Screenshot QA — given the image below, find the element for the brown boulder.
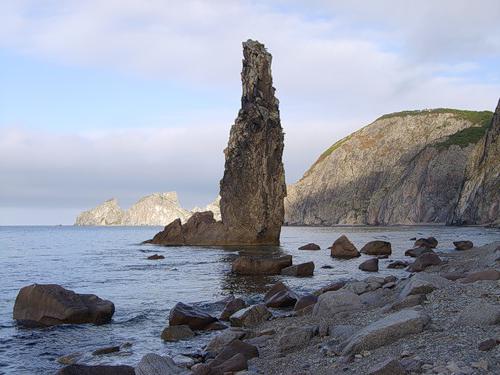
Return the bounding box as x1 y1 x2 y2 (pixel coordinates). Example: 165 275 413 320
264 282 299 308
210 353 247 375
453 240 473 250
220 298 247 321
168 302 217 330
56 365 134 375
298 243 321 250
13 284 114 327
387 260 409 269
161 324 195 341
229 304 272 327
359 258 379 272
330 235 360 259
407 253 442 272
414 237 438 248
361 241 392 256
459 269 500 283
281 262 315 277
405 247 434 257
232 255 292 275
294 294 318 311
92 346 120 356
314 281 346 296
147 254 165 260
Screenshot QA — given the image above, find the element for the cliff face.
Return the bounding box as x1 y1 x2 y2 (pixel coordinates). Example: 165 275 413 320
75 198 124 225
285 109 496 225
450 100 500 226
147 40 286 245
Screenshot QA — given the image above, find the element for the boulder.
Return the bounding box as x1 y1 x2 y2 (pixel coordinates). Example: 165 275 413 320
404 247 434 257
298 243 321 250
161 325 195 342
56 365 135 375
294 294 318 312
168 302 217 330
368 358 406 375
57 353 83 365
342 281 372 295
210 353 247 375
458 302 500 326
136 353 188 375
314 281 346 296
232 255 292 275
312 290 362 317
361 241 392 256
453 240 473 250
205 329 247 355
208 339 258 373
263 282 298 308
342 309 430 355
384 294 426 312
387 260 409 269
13 284 114 327
220 298 248 321
277 326 316 352
330 235 360 259
205 321 228 331
399 273 450 299
147 254 165 260
414 237 438 248
459 269 500 283
92 346 120 356
407 252 442 272
229 304 272 327
280 261 315 277
359 258 379 272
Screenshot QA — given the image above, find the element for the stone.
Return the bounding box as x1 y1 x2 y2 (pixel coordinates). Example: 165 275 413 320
172 354 195 368
136 353 188 375
407 252 441 272
385 294 426 312
404 247 434 257
294 294 318 311
146 40 286 246
57 352 83 365
209 340 258 372
399 273 450 299
13 284 114 327
314 281 346 296
211 353 247 375
414 237 438 248
205 321 228 331
147 254 165 260
459 268 500 283
161 325 195 341
312 290 362 317
453 240 473 250
359 258 379 272
478 338 499 351
458 302 500 326
56 365 135 375
232 255 292 275
229 304 272 327
368 358 406 375
263 282 298 308
360 288 393 308
277 326 315 352
168 302 217 330
92 346 120 355
342 281 372 295
206 329 247 355
330 235 360 258
387 260 409 269
298 243 321 250
361 241 392 256
281 261 315 277
441 271 466 281
220 298 248 321
342 309 430 355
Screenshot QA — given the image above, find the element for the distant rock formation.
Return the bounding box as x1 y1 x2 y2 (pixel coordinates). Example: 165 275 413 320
75 192 220 226
285 107 498 225
146 40 286 245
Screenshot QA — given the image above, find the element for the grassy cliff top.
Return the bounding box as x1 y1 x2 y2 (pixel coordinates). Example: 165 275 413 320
377 108 493 126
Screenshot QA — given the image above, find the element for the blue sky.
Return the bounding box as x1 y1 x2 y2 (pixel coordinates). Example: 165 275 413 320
1 0 499 224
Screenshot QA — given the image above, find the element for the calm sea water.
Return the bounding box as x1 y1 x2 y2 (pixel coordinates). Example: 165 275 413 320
1 225 499 374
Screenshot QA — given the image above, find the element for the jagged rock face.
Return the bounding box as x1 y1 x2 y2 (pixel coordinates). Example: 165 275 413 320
450 99 500 226
285 109 495 225
147 40 286 245
75 198 124 225
191 196 222 221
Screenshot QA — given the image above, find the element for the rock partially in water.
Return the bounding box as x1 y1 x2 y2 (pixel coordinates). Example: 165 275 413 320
161 324 195 342
281 261 315 277
92 346 120 356
387 260 409 269
136 353 188 375
264 282 299 308
407 252 442 272
294 294 318 312
232 255 292 275
453 240 473 250
405 246 434 257
361 241 392 256
229 304 272 327
168 302 217 330
330 235 360 259
56 364 135 375
13 284 114 327
298 243 321 250
220 298 248 321
414 237 438 248
147 254 165 260
359 258 379 272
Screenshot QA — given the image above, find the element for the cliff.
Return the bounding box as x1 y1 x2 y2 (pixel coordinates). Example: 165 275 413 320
75 198 124 226
285 108 497 225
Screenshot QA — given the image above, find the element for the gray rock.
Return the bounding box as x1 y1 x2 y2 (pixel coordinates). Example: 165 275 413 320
135 353 189 375
405 247 434 257
342 309 430 355
478 338 499 351
453 240 473 250
229 304 272 327
277 326 316 352
312 290 362 317
407 252 441 272
384 294 426 312
399 273 450 299
294 294 318 311
342 281 374 295
459 268 500 283
368 358 406 375
458 302 500 326
168 302 217 330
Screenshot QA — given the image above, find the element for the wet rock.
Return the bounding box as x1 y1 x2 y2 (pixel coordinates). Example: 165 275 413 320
220 298 248 321
161 325 195 342
361 241 392 256
341 309 430 355
277 326 316 352
172 354 195 368
404 247 434 257
56 365 135 375
169 302 217 330
387 260 409 269
263 282 298 308
459 268 500 283
312 290 362 318
13 284 114 327
478 338 499 351
147 254 165 260
407 252 442 272
298 243 321 250
330 235 360 259
359 258 379 272
294 294 318 312
368 358 406 375
414 237 438 248
453 240 473 250
92 346 120 356
281 261 315 277
205 329 247 355
232 255 292 275
321 265 333 269
57 352 83 365
399 273 450 299
229 304 272 327
136 353 188 375
458 302 500 326
314 281 346 296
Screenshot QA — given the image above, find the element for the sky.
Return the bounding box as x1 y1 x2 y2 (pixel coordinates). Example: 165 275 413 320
1 0 499 225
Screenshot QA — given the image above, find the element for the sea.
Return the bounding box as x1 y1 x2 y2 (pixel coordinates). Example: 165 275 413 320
1 225 499 374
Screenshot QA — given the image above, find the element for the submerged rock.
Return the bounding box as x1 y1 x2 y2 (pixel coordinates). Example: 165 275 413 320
298 243 321 250
232 255 292 275
56 365 135 375
13 284 114 327
453 240 473 250
161 325 195 342
146 40 286 246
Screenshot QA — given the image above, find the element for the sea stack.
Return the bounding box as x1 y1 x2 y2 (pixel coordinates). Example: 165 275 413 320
146 40 286 245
